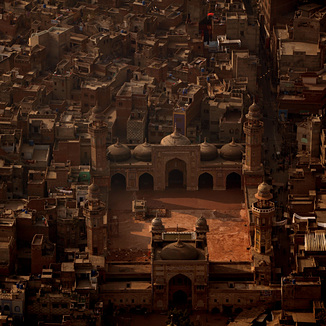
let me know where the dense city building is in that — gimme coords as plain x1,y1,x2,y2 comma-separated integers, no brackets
0,0,326,325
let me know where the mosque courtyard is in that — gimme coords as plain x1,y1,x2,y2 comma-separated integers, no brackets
107,188,252,262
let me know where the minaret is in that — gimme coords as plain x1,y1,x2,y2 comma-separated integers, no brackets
253,182,274,254
243,100,264,185
84,183,107,256
88,104,109,187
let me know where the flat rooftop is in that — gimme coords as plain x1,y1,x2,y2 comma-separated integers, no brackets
281,41,320,56
108,188,251,262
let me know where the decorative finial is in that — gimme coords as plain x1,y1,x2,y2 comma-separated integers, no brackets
173,123,177,135
204,137,207,143
176,234,184,248
231,137,235,144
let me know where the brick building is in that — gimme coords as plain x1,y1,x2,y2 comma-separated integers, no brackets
31,234,56,275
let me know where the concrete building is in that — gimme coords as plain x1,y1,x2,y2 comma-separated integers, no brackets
81,80,111,113
31,234,56,275
29,26,71,68
259,0,297,38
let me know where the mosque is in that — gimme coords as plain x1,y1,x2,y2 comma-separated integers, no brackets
84,101,275,312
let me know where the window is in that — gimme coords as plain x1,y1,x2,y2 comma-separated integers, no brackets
131,299,134,303
120,299,123,303
226,298,229,303
143,299,146,303
52,303,59,308
14,306,20,312
62,304,68,309
126,283,130,288
42,304,47,308
214,299,217,303
238,299,241,303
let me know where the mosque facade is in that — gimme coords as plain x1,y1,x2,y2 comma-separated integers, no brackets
89,101,266,191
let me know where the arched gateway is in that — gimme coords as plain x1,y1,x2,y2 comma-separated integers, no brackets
166,158,187,188
139,173,154,190
226,172,241,189
169,274,192,307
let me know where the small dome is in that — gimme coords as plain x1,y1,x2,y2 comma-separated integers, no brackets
133,140,152,162
200,138,218,161
160,125,191,146
220,139,244,161
151,216,165,231
255,182,273,200
91,104,105,121
246,100,262,120
160,240,199,260
107,139,131,162
249,100,259,112
88,183,100,200
196,216,208,228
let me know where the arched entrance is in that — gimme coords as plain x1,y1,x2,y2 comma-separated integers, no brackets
168,169,184,188
3,305,10,315
166,158,186,189
169,274,192,308
226,172,241,189
198,172,213,189
111,173,126,190
139,173,153,190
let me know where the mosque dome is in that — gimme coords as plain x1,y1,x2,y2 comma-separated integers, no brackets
200,138,218,161
107,139,131,162
249,100,259,112
220,139,244,161
246,100,262,120
88,183,100,200
133,140,152,162
196,216,208,228
151,216,165,231
90,104,105,121
255,182,273,200
160,125,191,146
160,240,199,260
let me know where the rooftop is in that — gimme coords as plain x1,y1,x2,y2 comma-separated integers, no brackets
281,41,320,56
